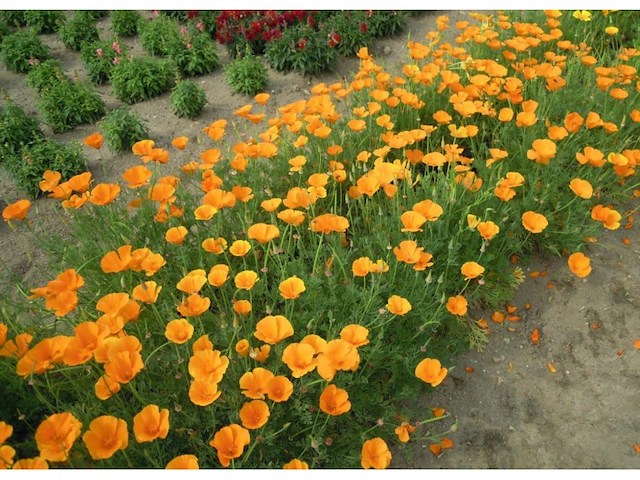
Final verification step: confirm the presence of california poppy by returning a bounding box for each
[209,424,250,468]
[171,136,189,150]
[415,357,448,387]
[283,459,309,469]
[82,415,128,460]
[83,132,104,149]
[239,367,274,399]
[234,270,259,290]
[166,226,188,244]
[568,252,592,278]
[316,339,360,381]
[239,400,270,429]
[133,404,169,443]
[461,261,485,280]
[188,349,229,383]
[34,413,82,462]
[166,454,199,469]
[254,315,294,344]
[281,343,316,378]
[339,325,369,348]
[522,211,549,233]
[189,380,221,406]
[446,295,468,316]
[165,319,194,344]
[477,221,500,240]
[2,199,31,222]
[132,281,162,304]
[569,179,593,199]
[319,384,351,416]
[89,183,121,206]
[279,276,306,300]
[177,294,210,317]
[361,438,392,469]
[202,237,227,254]
[395,422,415,443]
[267,376,294,402]
[208,264,230,288]
[386,295,412,315]
[11,457,49,469]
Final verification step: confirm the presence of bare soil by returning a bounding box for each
[1,10,639,469]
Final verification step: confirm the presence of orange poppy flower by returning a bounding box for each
[316,339,360,381]
[282,343,317,378]
[94,374,121,400]
[100,245,132,273]
[234,270,259,290]
[177,293,211,317]
[39,170,62,192]
[254,315,293,344]
[569,179,593,199]
[104,348,144,385]
[34,413,82,462]
[352,257,374,277]
[247,223,280,244]
[192,334,213,354]
[568,252,591,278]
[239,367,274,399]
[446,295,468,316]
[591,205,621,230]
[476,221,500,240]
[207,264,230,288]
[279,276,306,300]
[16,335,72,377]
[171,136,189,150]
[526,139,556,164]
[188,349,229,383]
[11,457,49,469]
[301,334,327,355]
[400,211,427,232]
[413,199,444,221]
[254,93,270,105]
[267,376,294,402]
[89,183,121,206]
[166,454,199,469]
[585,111,604,129]
[277,209,306,226]
[0,421,12,445]
[386,295,412,316]
[339,325,369,348]
[209,424,250,468]
[165,319,194,344]
[2,199,31,221]
[82,415,128,460]
[393,240,424,265]
[283,459,309,469]
[177,270,207,294]
[189,379,221,406]
[83,132,103,149]
[461,261,485,280]
[0,444,15,468]
[233,300,252,316]
[575,147,606,167]
[260,198,282,212]
[415,357,448,387]
[361,438,392,469]
[165,226,188,245]
[395,422,415,443]
[202,237,227,254]
[194,204,218,221]
[319,384,351,416]
[121,165,152,189]
[310,213,350,234]
[133,405,169,443]
[522,211,549,233]
[131,281,162,304]
[239,400,270,430]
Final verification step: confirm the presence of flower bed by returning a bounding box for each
[0,10,639,469]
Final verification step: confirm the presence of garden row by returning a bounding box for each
[1,10,639,469]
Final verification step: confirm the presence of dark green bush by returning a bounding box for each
[170,80,207,118]
[111,56,177,104]
[110,10,141,37]
[23,10,65,34]
[0,29,51,73]
[85,11,109,20]
[0,100,44,165]
[80,39,127,85]
[100,106,149,152]
[225,50,268,95]
[26,59,68,93]
[39,80,106,133]
[139,14,181,56]
[327,11,373,56]
[58,11,100,51]
[367,11,408,37]
[265,23,337,75]
[9,139,87,198]
[0,19,11,44]
[1,11,27,28]
[169,25,220,77]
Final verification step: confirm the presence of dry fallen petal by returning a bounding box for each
[622,237,631,246]
[431,408,446,418]
[464,367,475,373]
[524,303,532,310]
[633,339,640,350]
[634,443,640,454]
[506,315,521,322]
[506,304,517,314]
[547,362,557,373]
[476,318,489,329]
[546,281,555,289]
[617,349,625,357]
[530,328,540,345]
[491,311,505,324]
[441,438,454,449]
[429,444,442,456]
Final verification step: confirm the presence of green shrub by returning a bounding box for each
[170,80,207,118]
[139,14,181,56]
[327,11,373,56]
[39,80,106,133]
[0,100,44,165]
[225,50,268,95]
[100,105,149,152]
[85,11,109,20]
[170,25,220,77]
[367,11,408,37]
[58,11,99,51]
[80,39,127,85]
[0,19,12,44]
[265,23,338,75]
[111,56,177,104]
[23,10,65,34]
[0,29,50,73]
[110,10,141,37]
[9,139,86,198]
[26,59,68,93]
[1,11,27,28]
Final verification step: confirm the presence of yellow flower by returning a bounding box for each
[572,10,592,21]
[604,26,619,35]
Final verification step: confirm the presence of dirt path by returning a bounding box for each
[1,11,639,469]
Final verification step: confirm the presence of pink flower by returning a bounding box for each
[113,57,120,65]
[111,42,122,54]
[96,48,103,57]
[196,22,204,31]
[186,44,192,50]
[180,26,187,36]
